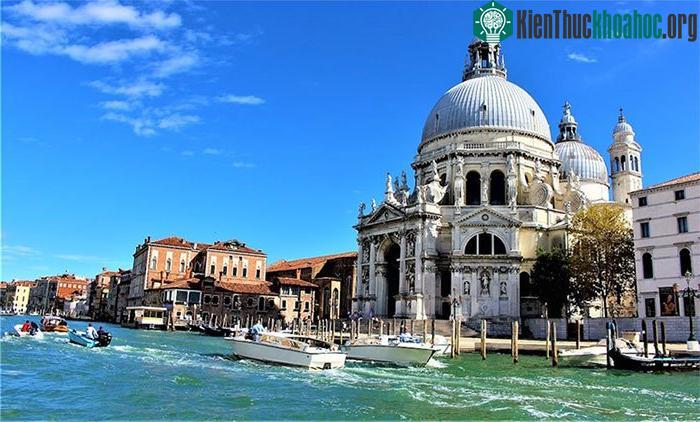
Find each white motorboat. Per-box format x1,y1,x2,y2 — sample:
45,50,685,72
559,338,641,367
344,335,437,366
226,332,346,370
12,323,44,339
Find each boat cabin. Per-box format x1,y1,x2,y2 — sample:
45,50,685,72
124,306,167,329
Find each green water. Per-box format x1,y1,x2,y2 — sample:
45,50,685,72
1,316,698,420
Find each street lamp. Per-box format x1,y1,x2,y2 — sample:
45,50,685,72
674,271,699,343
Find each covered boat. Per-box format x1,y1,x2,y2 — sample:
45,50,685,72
344,335,436,366
559,338,641,368
68,329,112,348
226,332,346,370
41,316,69,333
608,347,700,372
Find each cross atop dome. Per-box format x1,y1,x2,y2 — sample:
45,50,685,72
556,101,581,142
462,39,507,81
618,107,626,122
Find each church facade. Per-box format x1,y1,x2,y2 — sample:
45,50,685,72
353,40,643,320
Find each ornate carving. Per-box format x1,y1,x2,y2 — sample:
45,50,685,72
361,240,370,263
500,280,507,297
527,180,553,207
370,198,377,212
405,260,415,292
507,175,517,209
405,231,416,257
563,189,586,214
361,266,369,284
481,179,489,203
358,202,366,218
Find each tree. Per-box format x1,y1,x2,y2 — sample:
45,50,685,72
568,204,636,318
531,248,571,318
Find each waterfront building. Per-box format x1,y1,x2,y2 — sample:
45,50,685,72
3,281,35,314
631,172,700,319
274,277,318,323
109,270,132,323
128,236,267,307
267,252,356,319
353,39,641,320
89,268,120,321
0,282,7,309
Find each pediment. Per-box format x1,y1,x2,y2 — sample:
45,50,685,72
454,207,521,227
365,203,405,225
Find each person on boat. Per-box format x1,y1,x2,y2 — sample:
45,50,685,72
29,322,39,335
85,323,98,339
21,320,32,332
97,326,106,337
250,323,265,342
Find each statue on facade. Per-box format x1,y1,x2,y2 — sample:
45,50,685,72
370,198,377,212
507,154,515,174
454,157,465,207
400,170,408,191
481,179,489,204
394,175,400,193
479,270,490,296
500,280,507,297
430,160,439,182
358,202,366,218
507,177,517,209
463,280,470,295
385,173,394,194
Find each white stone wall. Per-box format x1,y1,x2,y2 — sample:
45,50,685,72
631,179,700,318
524,317,700,342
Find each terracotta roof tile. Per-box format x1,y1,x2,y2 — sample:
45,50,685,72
645,172,700,190
267,252,356,272
151,236,198,248
275,277,318,288
148,277,200,290
219,281,273,295
205,240,266,256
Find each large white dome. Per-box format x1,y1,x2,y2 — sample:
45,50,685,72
421,75,552,143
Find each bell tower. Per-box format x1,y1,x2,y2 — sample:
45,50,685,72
608,108,643,205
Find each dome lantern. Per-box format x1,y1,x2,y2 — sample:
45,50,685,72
462,39,507,81
556,101,581,142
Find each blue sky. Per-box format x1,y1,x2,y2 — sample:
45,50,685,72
2,1,699,281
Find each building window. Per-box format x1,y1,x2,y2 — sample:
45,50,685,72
179,259,186,273
294,301,300,311
638,197,647,207
659,287,679,316
620,155,626,170
222,264,228,276
642,253,654,279
613,157,620,173
255,268,261,279
675,190,685,200
203,295,211,304
281,300,287,310
640,222,650,238
232,266,238,277
680,248,693,276
465,233,506,256
212,295,219,305
466,171,481,205
678,216,688,233
165,258,172,272
304,301,310,311
210,264,216,275
489,170,505,205
246,298,254,307
644,298,656,317
242,267,248,278
258,297,265,311
150,257,157,270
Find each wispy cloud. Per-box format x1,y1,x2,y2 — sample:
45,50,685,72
152,51,199,78
89,79,165,98
203,148,222,155
53,253,102,262
180,150,194,157
218,94,266,105
567,52,597,64
100,100,133,111
233,161,255,169
7,0,181,30
101,112,156,136
2,244,41,258
158,113,200,130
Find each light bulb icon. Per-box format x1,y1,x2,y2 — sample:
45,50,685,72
474,2,512,44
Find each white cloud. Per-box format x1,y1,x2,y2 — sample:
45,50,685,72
218,94,265,105
567,53,597,63
180,150,194,156
8,0,181,30
101,112,156,136
203,148,222,155
100,100,133,111
53,253,102,262
89,79,165,97
233,161,255,168
2,244,41,257
61,36,165,64
152,51,199,78
158,113,200,130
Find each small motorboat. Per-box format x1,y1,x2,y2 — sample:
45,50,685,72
344,334,437,367
68,329,112,348
41,316,69,333
559,338,641,368
201,324,236,337
226,332,346,370
12,323,44,339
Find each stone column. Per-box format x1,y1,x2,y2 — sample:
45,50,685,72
399,234,407,294
423,260,436,318
368,240,377,316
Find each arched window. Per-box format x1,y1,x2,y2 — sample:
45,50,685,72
258,297,265,311
179,259,186,273
489,170,505,205
466,171,481,205
165,258,172,272
621,155,626,170
150,256,157,270
642,253,653,279
680,248,693,276
222,263,228,276
465,233,507,255
614,157,620,173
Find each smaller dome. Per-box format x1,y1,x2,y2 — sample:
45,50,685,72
613,108,634,136
560,102,577,125
555,141,609,184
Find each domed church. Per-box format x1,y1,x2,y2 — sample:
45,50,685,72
353,39,643,319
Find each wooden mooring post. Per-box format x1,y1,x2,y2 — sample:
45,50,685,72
641,319,649,357
450,318,456,358
576,320,581,350
455,318,461,356
652,319,659,356
480,319,487,360
422,319,427,341
431,319,435,344
660,321,667,356
511,320,519,363
545,319,550,359
368,319,373,337
551,321,558,367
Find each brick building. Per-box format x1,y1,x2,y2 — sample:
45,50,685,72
267,252,356,319
107,270,132,323
89,268,121,321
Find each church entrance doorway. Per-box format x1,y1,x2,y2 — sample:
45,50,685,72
385,243,401,317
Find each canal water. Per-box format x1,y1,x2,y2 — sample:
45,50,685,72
1,316,698,420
